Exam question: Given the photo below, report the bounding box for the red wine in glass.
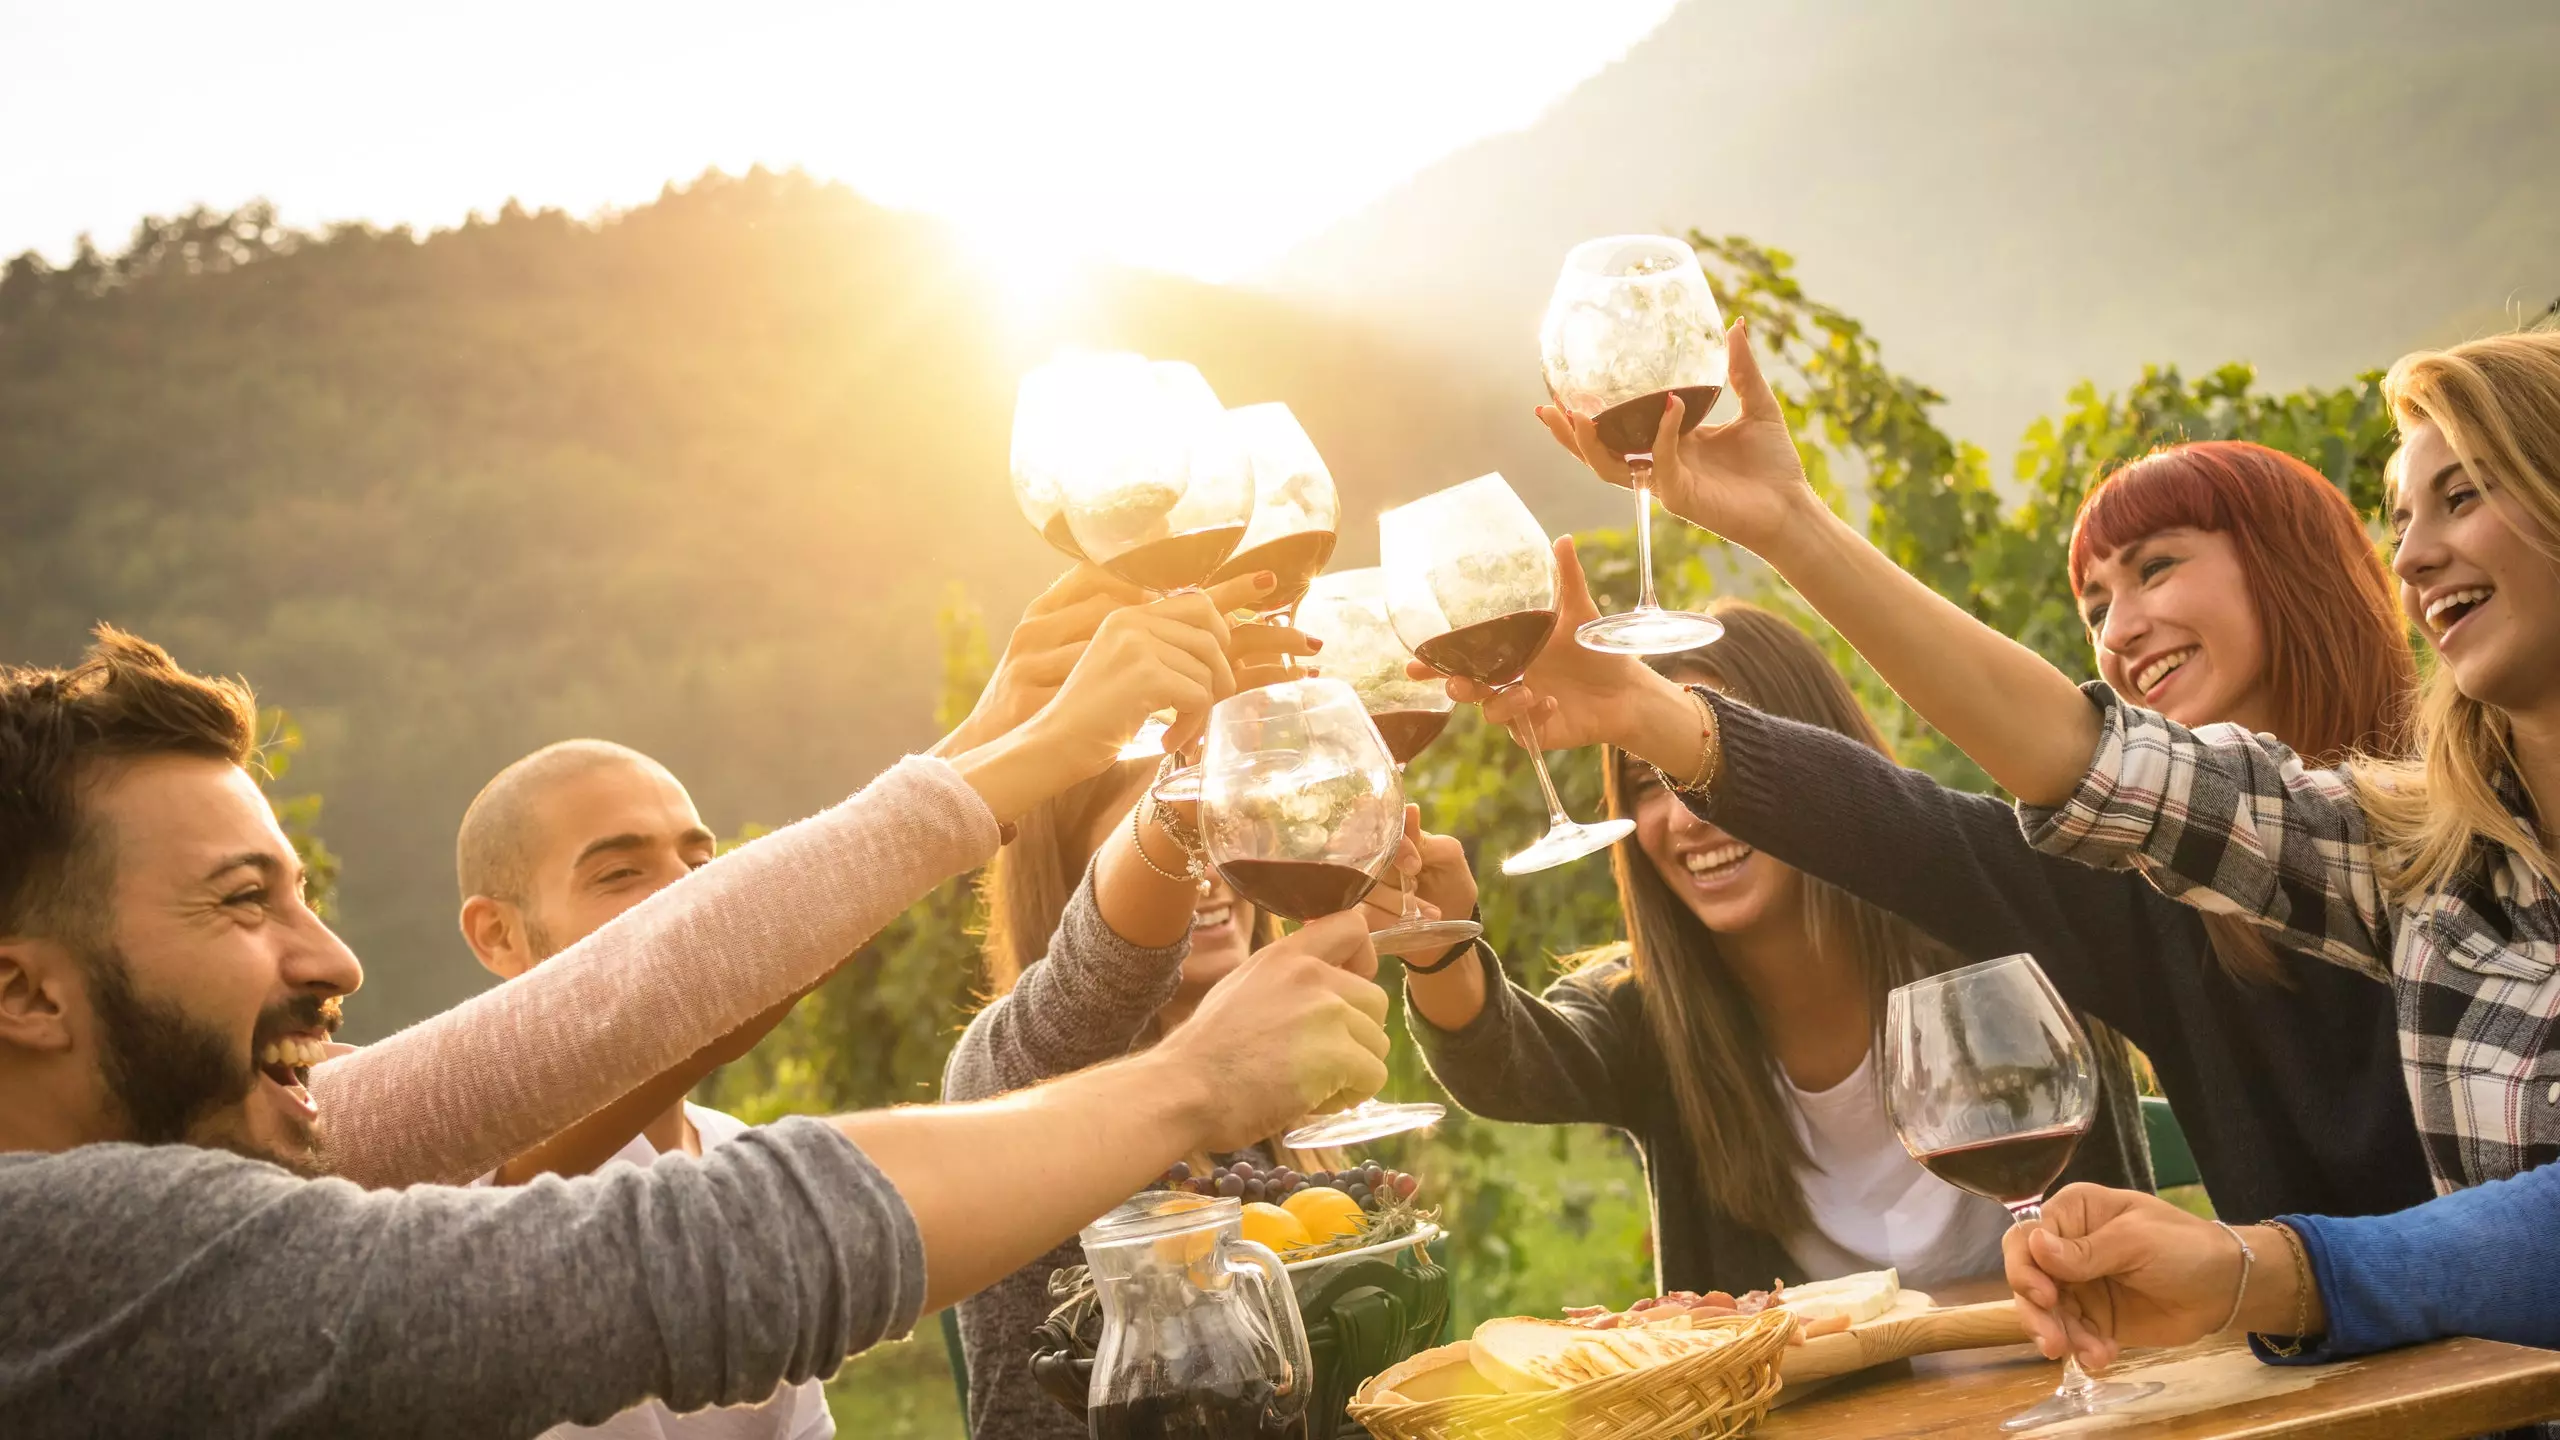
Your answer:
[1099,524,1249,593]
[1409,610,1558,689]
[1914,1121,2089,1206]
[1211,529,1337,615]
[1368,710,1450,767]
[1590,384,1724,458]
[1214,857,1382,924]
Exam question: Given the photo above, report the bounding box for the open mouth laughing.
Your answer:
[254,1032,328,1120]
[2423,585,2494,645]
[2132,646,2198,701]
[1677,841,1754,887]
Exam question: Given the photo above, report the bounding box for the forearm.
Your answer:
[943,863,1190,1102]
[1093,798,1209,948]
[1760,504,2099,808]
[1408,950,1632,1130]
[843,1050,1212,1312]
[1403,947,1488,1031]
[2256,1164,2560,1357]
[315,755,998,1188]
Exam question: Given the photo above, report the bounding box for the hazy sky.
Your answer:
[2,0,1675,282]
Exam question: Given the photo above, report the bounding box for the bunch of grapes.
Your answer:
[1156,1157,1422,1211]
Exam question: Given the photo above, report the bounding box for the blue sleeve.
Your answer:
[2250,1161,2560,1362]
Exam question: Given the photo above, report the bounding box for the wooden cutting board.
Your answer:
[1775,1297,2026,1401]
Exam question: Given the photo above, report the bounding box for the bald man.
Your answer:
[458,739,834,1440]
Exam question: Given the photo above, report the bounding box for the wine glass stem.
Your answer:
[1505,692,1575,830]
[1629,457,1663,614]
[2009,1198,2100,1399]
[1394,764,1426,923]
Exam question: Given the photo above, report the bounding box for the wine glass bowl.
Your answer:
[1884,954,2161,1430]
[1199,679,1447,1148]
[1381,474,1633,876]
[1208,402,1342,616]
[1059,360,1255,594]
[1199,679,1403,922]
[1295,570,1480,957]
[1010,351,1152,562]
[1539,235,1728,655]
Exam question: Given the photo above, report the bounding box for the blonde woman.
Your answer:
[1543,326,2560,1364]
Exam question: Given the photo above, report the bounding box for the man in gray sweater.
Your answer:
[0,629,1392,1437]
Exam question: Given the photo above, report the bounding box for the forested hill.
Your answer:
[1274,0,2560,451]
[0,172,1529,1038]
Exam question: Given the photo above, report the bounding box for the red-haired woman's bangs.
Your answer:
[2067,450,2237,593]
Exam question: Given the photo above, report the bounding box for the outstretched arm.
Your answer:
[1534,320,2100,808]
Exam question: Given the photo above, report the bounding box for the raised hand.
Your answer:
[1358,807,1475,942]
[935,563,1149,758]
[1408,536,1703,771]
[2002,1184,2253,1370]
[1535,319,1820,561]
[1157,911,1392,1152]
[1230,620,1323,694]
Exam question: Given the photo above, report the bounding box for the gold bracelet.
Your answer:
[1130,799,1203,884]
[1660,685,1722,794]
[2259,1221,2313,1357]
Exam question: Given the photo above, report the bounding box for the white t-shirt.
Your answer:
[474,1104,837,1440]
[1779,1051,2013,1290]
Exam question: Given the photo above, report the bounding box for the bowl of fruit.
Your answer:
[1158,1156,1440,1286]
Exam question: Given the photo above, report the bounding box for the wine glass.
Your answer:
[1884,955,2165,1431]
[1059,360,1254,594]
[1296,569,1481,958]
[1010,351,1151,563]
[1199,678,1447,1148]
[1381,474,1634,876]
[1539,235,1728,655]
[1155,402,1344,804]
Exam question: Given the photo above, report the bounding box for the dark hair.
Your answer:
[2068,440,2417,983]
[1,627,259,946]
[1589,599,1961,1238]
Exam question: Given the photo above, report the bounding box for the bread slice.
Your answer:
[1469,1314,1756,1392]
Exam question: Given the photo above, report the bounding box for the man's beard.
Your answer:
[82,943,336,1176]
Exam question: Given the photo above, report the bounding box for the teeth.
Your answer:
[2135,647,2197,695]
[1682,843,1752,875]
[2425,587,2494,627]
[256,1036,328,1070]
[1191,905,1232,930]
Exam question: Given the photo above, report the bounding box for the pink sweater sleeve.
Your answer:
[311,754,1000,1188]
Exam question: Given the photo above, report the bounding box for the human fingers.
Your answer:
[1479,687,1554,732]
[1652,390,1686,464]
[1302,943,1391,1021]
[1233,622,1321,660]
[1552,536,1605,630]
[2003,1220,2061,1311]
[1724,318,1782,421]
[1013,590,1128,656]
[1203,568,1281,615]
[1130,609,1238,699]
[2026,1218,2150,1289]
[1027,563,1150,616]
[2011,1291,2071,1362]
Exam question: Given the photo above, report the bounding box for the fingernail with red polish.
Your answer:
[1305,636,1324,651]
[1255,571,1276,589]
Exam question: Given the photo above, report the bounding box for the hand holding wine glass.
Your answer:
[1535,317,1825,566]
[1886,955,2164,1431]
[1032,573,1280,780]
[934,563,1150,757]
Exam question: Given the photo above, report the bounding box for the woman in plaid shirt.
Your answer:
[1539,323,2560,1366]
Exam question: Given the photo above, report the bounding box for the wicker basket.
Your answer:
[1346,1308,1795,1440]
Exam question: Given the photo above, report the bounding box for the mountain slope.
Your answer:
[1273,0,2560,451]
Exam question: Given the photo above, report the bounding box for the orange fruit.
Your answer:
[1282,1186,1366,1243]
[1239,1201,1312,1254]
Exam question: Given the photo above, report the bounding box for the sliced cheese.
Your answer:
[1775,1268,1901,1327]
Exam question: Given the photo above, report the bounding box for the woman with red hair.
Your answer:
[1429,422,2434,1238]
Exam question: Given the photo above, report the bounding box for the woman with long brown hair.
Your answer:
[1404,600,2149,1295]
[1546,324,2560,1365]
[1467,438,2435,1231]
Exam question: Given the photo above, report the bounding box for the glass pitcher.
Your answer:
[1080,1192,1313,1440]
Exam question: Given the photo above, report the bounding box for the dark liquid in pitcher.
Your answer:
[1089,1383,1308,1440]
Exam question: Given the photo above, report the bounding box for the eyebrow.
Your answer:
[2427,460,2466,491]
[204,851,289,888]
[2080,538,2152,600]
[572,828,717,869]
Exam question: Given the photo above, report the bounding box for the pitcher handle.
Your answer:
[1223,1236,1313,1402]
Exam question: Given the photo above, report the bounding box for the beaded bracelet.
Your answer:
[1651,684,1724,799]
[1129,797,1203,883]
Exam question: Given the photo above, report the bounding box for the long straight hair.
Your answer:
[2356,332,2560,900]
[2066,440,2418,981]
[1589,600,1963,1239]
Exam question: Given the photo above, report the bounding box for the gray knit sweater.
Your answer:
[943,862,1192,1440]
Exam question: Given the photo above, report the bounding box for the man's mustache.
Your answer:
[251,994,343,1051]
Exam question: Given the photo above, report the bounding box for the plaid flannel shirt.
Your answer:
[2020,682,2560,1195]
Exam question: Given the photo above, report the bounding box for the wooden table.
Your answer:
[1757,1331,2560,1438]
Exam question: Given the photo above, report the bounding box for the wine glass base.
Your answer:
[1999,1378,2163,1431]
[1284,1100,1446,1150]
[1501,817,1636,876]
[1372,917,1483,958]
[1575,607,1725,656]
[1148,765,1202,805]
[1117,718,1172,762]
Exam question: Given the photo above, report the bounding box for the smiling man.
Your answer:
[0,628,1396,1437]
[457,738,832,1440]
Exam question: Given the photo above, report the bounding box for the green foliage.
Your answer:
[255,708,340,920]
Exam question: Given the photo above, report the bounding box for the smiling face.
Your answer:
[1181,869,1257,986]
[81,755,362,1169]
[2393,419,2560,717]
[1624,758,1802,938]
[504,757,716,966]
[2078,526,2275,732]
